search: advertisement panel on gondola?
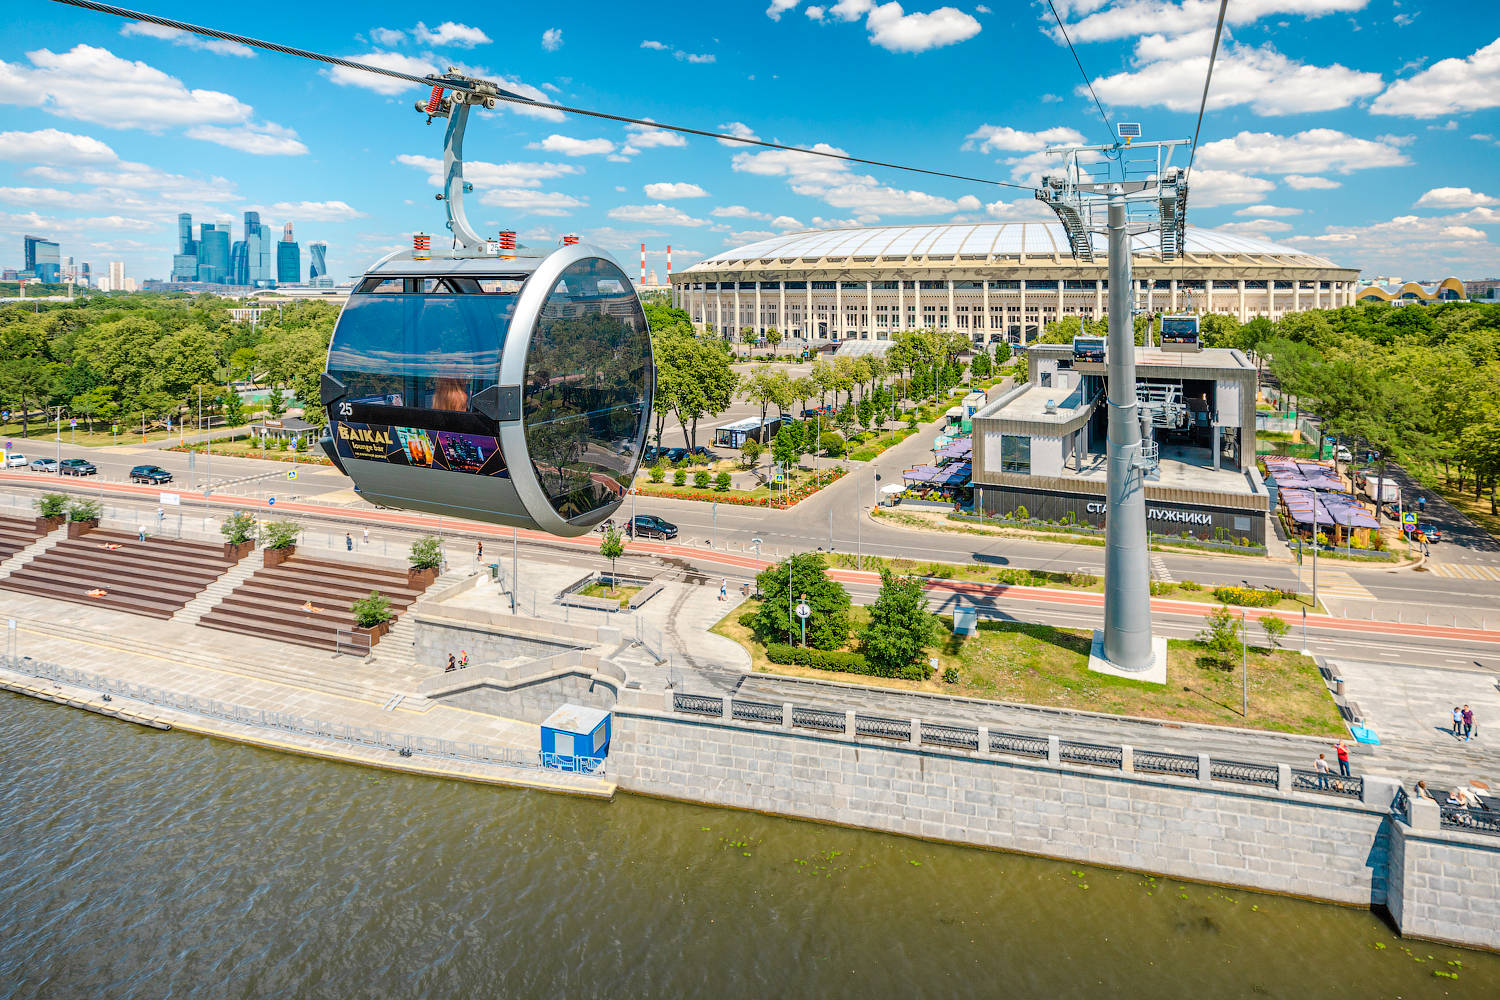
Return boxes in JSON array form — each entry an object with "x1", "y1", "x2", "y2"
[{"x1": 332, "y1": 421, "x2": 509, "y2": 477}]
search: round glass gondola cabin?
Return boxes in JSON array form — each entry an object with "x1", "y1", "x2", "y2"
[{"x1": 319, "y1": 244, "x2": 654, "y2": 537}]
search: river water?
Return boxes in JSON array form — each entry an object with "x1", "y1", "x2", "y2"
[{"x1": 2, "y1": 693, "x2": 1495, "y2": 999}]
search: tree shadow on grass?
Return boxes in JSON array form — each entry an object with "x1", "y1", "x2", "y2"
[{"x1": 970, "y1": 618, "x2": 1092, "y2": 657}]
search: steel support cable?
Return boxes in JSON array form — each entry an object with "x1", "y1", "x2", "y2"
[
  {"x1": 1186, "y1": 0, "x2": 1231, "y2": 181},
  {"x1": 1044, "y1": 0, "x2": 1114, "y2": 146},
  {"x1": 51, "y1": 0, "x2": 1037, "y2": 192}
]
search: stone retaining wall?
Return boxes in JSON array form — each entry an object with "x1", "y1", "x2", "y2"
[{"x1": 1387, "y1": 811, "x2": 1500, "y2": 948}]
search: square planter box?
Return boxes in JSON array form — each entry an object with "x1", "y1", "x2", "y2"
[
  {"x1": 355, "y1": 620, "x2": 390, "y2": 646},
  {"x1": 223, "y1": 540, "x2": 254, "y2": 562},
  {"x1": 66, "y1": 520, "x2": 98, "y2": 539},
  {"x1": 408, "y1": 565, "x2": 439, "y2": 589},
  {"x1": 36, "y1": 515, "x2": 66, "y2": 533},
  {"x1": 263, "y1": 545, "x2": 296, "y2": 567}
]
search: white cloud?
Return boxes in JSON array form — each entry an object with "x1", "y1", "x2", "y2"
[
  {"x1": 411, "y1": 21, "x2": 491, "y2": 48},
  {"x1": 395, "y1": 153, "x2": 582, "y2": 189},
  {"x1": 983, "y1": 198, "x2": 1057, "y2": 221},
  {"x1": 1393, "y1": 12, "x2": 1418, "y2": 26},
  {"x1": 644, "y1": 182, "x2": 709, "y2": 199},
  {"x1": 1233, "y1": 204, "x2": 1303, "y2": 217},
  {"x1": 1284, "y1": 174, "x2": 1340, "y2": 190},
  {"x1": 639, "y1": 39, "x2": 716, "y2": 62},
  {"x1": 0, "y1": 44, "x2": 254, "y2": 130},
  {"x1": 623, "y1": 122, "x2": 688, "y2": 153},
  {"x1": 1289, "y1": 210, "x2": 1500, "y2": 274},
  {"x1": 542, "y1": 28, "x2": 563, "y2": 52},
  {"x1": 732, "y1": 143, "x2": 979, "y2": 218},
  {"x1": 185, "y1": 121, "x2": 308, "y2": 156},
  {"x1": 866, "y1": 3, "x2": 982, "y2": 52},
  {"x1": 478, "y1": 188, "x2": 586, "y2": 216},
  {"x1": 1186, "y1": 168, "x2": 1275, "y2": 207},
  {"x1": 1090, "y1": 34, "x2": 1383, "y2": 115},
  {"x1": 717, "y1": 121, "x2": 761, "y2": 147},
  {"x1": 806, "y1": 6, "x2": 827, "y2": 21},
  {"x1": 1196, "y1": 129, "x2": 1409, "y2": 174},
  {"x1": 1414, "y1": 187, "x2": 1499, "y2": 209},
  {"x1": 529, "y1": 135, "x2": 616, "y2": 156},
  {"x1": 1372, "y1": 38, "x2": 1500, "y2": 117},
  {"x1": 1212, "y1": 220, "x2": 1294, "y2": 236},
  {"x1": 608, "y1": 204, "x2": 711, "y2": 226},
  {"x1": 0, "y1": 128, "x2": 116, "y2": 164},
  {"x1": 369, "y1": 27, "x2": 406, "y2": 46},
  {"x1": 1055, "y1": 0, "x2": 1369, "y2": 44},
  {"x1": 491, "y1": 75, "x2": 565, "y2": 121},
  {"x1": 963, "y1": 124, "x2": 1086, "y2": 154},
  {"x1": 265, "y1": 200, "x2": 365, "y2": 221},
  {"x1": 120, "y1": 21, "x2": 255, "y2": 57},
  {"x1": 640, "y1": 40, "x2": 669, "y2": 50},
  {"x1": 713, "y1": 205, "x2": 772, "y2": 220},
  {"x1": 326, "y1": 50, "x2": 438, "y2": 95},
  {"x1": 766, "y1": 0, "x2": 802, "y2": 18}
]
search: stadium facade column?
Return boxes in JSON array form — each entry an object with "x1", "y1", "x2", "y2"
[
  {"x1": 1018, "y1": 280, "x2": 1028, "y2": 341},
  {"x1": 1171, "y1": 277, "x2": 1179, "y2": 311},
  {"x1": 897, "y1": 279, "x2": 905, "y2": 330},
  {"x1": 1238, "y1": 279, "x2": 1247, "y2": 322},
  {"x1": 947, "y1": 279, "x2": 955, "y2": 330},
  {"x1": 755, "y1": 281, "x2": 762, "y2": 337},
  {"x1": 982, "y1": 280, "x2": 990, "y2": 340},
  {"x1": 913, "y1": 280, "x2": 922, "y2": 329},
  {"x1": 834, "y1": 280, "x2": 843, "y2": 339},
  {"x1": 806, "y1": 280, "x2": 814, "y2": 338},
  {"x1": 779, "y1": 281, "x2": 786, "y2": 336},
  {"x1": 715, "y1": 286, "x2": 723, "y2": 335},
  {"x1": 1095, "y1": 278, "x2": 1103, "y2": 317},
  {"x1": 866, "y1": 280, "x2": 874, "y2": 339},
  {"x1": 1056, "y1": 281, "x2": 1063, "y2": 320}
]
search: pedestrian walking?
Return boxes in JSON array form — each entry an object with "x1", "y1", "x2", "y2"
[
  {"x1": 1453, "y1": 706, "x2": 1463, "y2": 737},
  {"x1": 719, "y1": 578, "x2": 728, "y2": 602},
  {"x1": 459, "y1": 650, "x2": 469, "y2": 668},
  {"x1": 1334, "y1": 740, "x2": 1351, "y2": 777},
  {"x1": 362, "y1": 528, "x2": 370, "y2": 544},
  {"x1": 1417, "y1": 495, "x2": 1426, "y2": 514},
  {"x1": 1462, "y1": 704, "x2": 1474, "y2": 741},
  {"x1": 137, "y1": 525, "x2": 146, "y2": 542},
  {"x1": 1315, "y1": 753, "x2": 1331, "y2": 790},
  {"x1": 345, "y1": 532, "x2": 353, "y2": 551},
  {"x1": 447, "y1": 652, "x2": 456, "y2": 673},
  {"x1": 476, "y1": 540, "x2": 483, "y2": 563}
]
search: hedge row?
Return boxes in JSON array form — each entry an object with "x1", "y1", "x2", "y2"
[
  {"x1": 1212, "y1": 585, "x2": 1290, "y2": 607},
  {"x1": 765, "y1": 642, "x2": 929, "y2": 681}
]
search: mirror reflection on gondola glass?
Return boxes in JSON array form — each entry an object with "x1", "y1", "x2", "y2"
[{"x1": 525, "y1": 258, "x2": 652, "y2": 521}]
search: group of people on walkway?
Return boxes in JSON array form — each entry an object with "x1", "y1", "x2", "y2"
[
  {"x1": 1313, "y1": 740, "x2": 1352, "y2": 788},
  {"x1": 443, "y1": 650, "x2": 469, "y2": 673},
  {"x1": 1451, "y1": 705, "x2": 1478, "y2": 741}
]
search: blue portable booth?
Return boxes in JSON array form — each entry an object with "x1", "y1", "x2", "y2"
[{"x1": 540, "y1": 703, "x2": 611, "y2": 770}]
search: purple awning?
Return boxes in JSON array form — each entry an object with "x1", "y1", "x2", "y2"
[{"x1": 1280, "y1": 488, "x2": 1379, "y2": 529}]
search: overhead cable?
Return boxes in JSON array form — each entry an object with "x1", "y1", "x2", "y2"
[
  {"x1": 1044, "y1": 0, "x2": 1114, "y2": 145},
  {"x1": 1186, "y1": 0, "x2": 1231, "y2": 180},
  {"x1": 51, "y1": 0, "x2": 1039, "y2": 193}
]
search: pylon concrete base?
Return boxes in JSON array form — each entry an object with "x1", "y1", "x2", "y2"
[{"x1": 1088, "y1": 631, "x2": 1168, "y2": 686}]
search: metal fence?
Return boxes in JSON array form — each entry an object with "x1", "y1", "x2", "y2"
[
  {"x1": 1290, "y1": 768, "x2": 1362, "y2": 799},
  {"x1": 1210, "y1": 759, "x2": 1279, "y2": 787},
  {"x1": 730, "y1": 698, "x2": 782, "y2": 725},
  {"x1": 1134, "y1": 749, "x2": 1199, "y2": 778},
  {"x1": 855, "y1": 714, "x2": 911, "y2": 742},
  {"x1": 1439, "y1": 803, "x2": 1500, "y2": 836},
  {"x1": 990, "y1": 731, "x2": 1050, "y2": 759},
  {"x1": 3, "y1": 655, "x2": 605, "y2": 778}
]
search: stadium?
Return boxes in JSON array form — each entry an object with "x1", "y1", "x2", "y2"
[{"x1": 672, "y1": 222, "x2": 1359, "y2": 343}]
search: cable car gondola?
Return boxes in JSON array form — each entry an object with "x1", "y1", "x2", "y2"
[
  {"x1": 1071, "y1": 334, "x2": 1106, "y2": 363},
  {"x1": 319, "y1": 74, "x2": 654, "y2": 537},
  {"x1": 1158, "y1": 313, "x2": 1201, "y2": 352}
]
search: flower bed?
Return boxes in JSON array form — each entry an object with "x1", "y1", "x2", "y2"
[{"x1": 633, "y1": 466, "x2": 846, "y2": 508}]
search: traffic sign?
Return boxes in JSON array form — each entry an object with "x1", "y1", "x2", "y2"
[
  {"x1": 69, "y1": 418, "x2": 76, "y2": 428},
  {"x1": 1402, "y1": 512, "x2": 1416, "y2": 525},
  {"x1": 160, "y1": 492, "x2": 180, "y2": 506},
  {"x1": 267, "y1": 496, "x2": 276, "y2": 506},
  {"x1": 287, "y1": 469, "x2": 297, "y2": 481},
  {"x1": 795, "y1": 601, "x2": 811, "y2": 620}
]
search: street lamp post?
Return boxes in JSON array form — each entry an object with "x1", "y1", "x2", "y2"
[
  {"x1": 752, "y1": 537, "x2": 763, "y2": 597},
  {"x1": 1241, "y1": 608, "x2": 1248, "y2": 717}
]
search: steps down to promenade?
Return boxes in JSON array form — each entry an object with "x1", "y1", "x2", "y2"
[
  {"x1": 197, "y1": 553, "x2": 428, "y2": 652},
  {"x1": 0, "y1": 515, "x2": 60, "y2": 581},
  {"x1": 0, "y1": 529, "x2": 236, "y2": 619},
  {"x1": 171, "y1": 553, "x2": 266, "y2": 626}
]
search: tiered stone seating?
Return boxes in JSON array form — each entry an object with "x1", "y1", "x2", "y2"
[
  {"x1": 0, "y1": 514, "x2": 44, "y2": 563},
  {"x1": 0, "y1": 528, "x2": 235, "y2": 619},
  {"x1": 196, "y1": 553, "x2": 426, "y2": 651}
]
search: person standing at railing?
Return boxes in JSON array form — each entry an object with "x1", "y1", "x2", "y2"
[
  {"x1": 1334, "y1": 740, "x2": 1351, "y2": 778},
  {"x1": 1314, "y1": 753, "x2": 1331, "y2": 790}
]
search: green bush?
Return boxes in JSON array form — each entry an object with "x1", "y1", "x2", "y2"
[
  {"x1": 1212, "y1": 585, "x2": 1284, "y2": 607},
  {"x1": 648, "y1": 460, "x2": 666, "y2": 484},
  {"x1": 714, "y1": 471, "x2": 731, "y2": 492},
  {"x1": 942, "y1": 666, "x2": 960, "y2": 684},
  {"x1": 408, "y1": 535, "x2": 443, "y2": 569},
  {"x1": 693, "y1": 470, "x2": 711, "y2": 488},
  {"x1": 672, "y1": 468, "x2": 687, "y2": 486},
  {"x1": 819, "y1": 431, "x2": 844, "y2": 455},
  {"x1": 1149, "y1": 580, "x2": 1177, "y2": 595},
  {"x1": 1013, "y1": 505, "x2": 1029, "y2": 520},
  {"x1": 35, "y1": 493, "x2": 68, "y2": 518},
  {"x1": 1178, "y1": 580, "x2": 1202, "y2": 591},
  {"x1": 262, "y1": 520, "x2": 300, "y2": 550},
  {"x1": 220, "y1": 511, "x2": 257, "y2": 545},
  {"x1": 765, "y1": 642, "x2": 869, "y2": 673},
  {"x1": 66, "y1": 498, "x2": 102, "y2": 524},
  {"x1": 351, "y1": 590, "x2": 393, "y2": 628}
]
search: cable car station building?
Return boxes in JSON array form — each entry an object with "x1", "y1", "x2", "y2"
[
  {"x1": 674, "y1": 222, "x2": 1358, "y2": 343},
  {"x1": 970, "y1": 342, "x2": 1269, "y2": 545}
]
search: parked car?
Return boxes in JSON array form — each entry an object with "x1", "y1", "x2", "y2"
[
  {"x1": 130, "y1": 464, "x2": 172, "y2": 484},
  {"x1": 59, "y1": 458, "x2": 97, "y2": 476},
  {"x1": 1403, "y1": 522, "x2": 1442, "y2": 544},
  {"x1": 664, "y1": 447, "x2": 688, "y2": 463},
  {"x1": 626, "y1": 514, "x2": 678, "y2": 540},
  {"x1": 642, "y1": 444, "x2": 662, "y2": 463},
  {"x1": 689, "y1": 445, "x2": 713, "y2": 461},
  {"x1": 29, "y1": 457, "x2": 58, "y2": 473},
  {"x1": 3, "y1": 452, "x2": 26, "y2": 468},
  {"x1": 1335, "y1": 446, "x2": 1353, "y2": 462}
]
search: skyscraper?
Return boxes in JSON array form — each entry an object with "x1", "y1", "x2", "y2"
[
  {"x1": 23, "y1": 235, "x2": 60, "y2": 283},
  {"x1": 308, "y1": 242, "x2": 327, "y2": 282},
  {"x1": 229, "y1": 240, "x2": 248, "y2": 285},
  {"x1": 177, "y1": 213, "x2": 193, "y2": 254},
  {"x1": 80, "y1": 262, "x2": 90, "y2": 286},
  {"x1": 172, "y1": 211, "x2": 198, "y2": 281},
  {"x1": 197, "y1": 223, "x2": 230, "y2": 284},
  {"x1": 241, "y1": 210, "x2": 274, "y2": 286},
  {"x1": 276, "y1": 220, "x2": 301, "y2": 285},
  {"x1": 108, "y1": 261, "x2": 125, "y2": 291}
]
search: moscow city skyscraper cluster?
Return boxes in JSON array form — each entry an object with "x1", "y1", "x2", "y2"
[{"x1": 171, "y1": 211, "x2": 327, "y2": 287}]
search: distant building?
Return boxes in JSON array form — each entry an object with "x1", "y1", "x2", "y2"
[
  {"x1": 173, "y1": 212, "x2": 199, "y2": 280},
  {"x1": 244, "y1": 210, "x2": 273, "y2": 286},
  {"x1": 79, "y1": 262, "x2": 90, "y2": 286},
  {"x1": 308, "y1": 241, "x2": 327, "y2": 282},
  {"x1": 197, "y1": 223, "x2": 231, "y2": 284},
  {"x1": 1354, "y1": 277, "x2": 1466, "y2": 303},
  {"x1": 1463, "y1": 279, "x2": 1500, "y2": 301},
  {"x1": 108, "y1": 261, "x2": 125, "y2": 291},
  {"x1": 23, "y1": 235, "x2": 60, "y2": 283},
  {"x1": 276, "y1": 221, "x2": 301, "y2": 285}
]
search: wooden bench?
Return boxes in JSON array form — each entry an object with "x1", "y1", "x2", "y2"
[{"x1": 627, "y1": 582, "x2": 665, "y2": 609}]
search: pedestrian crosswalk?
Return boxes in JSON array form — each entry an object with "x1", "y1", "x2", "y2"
[
  {"x1": 1149, "y1": 554, "x2": 1174, "y2": 583},
  {"x1": 1313, "y1": 569, "x2": 1375, "y2": 601},
  {"x1": 1424, "y1": 561, "x2": 1500, "y2": 582}
]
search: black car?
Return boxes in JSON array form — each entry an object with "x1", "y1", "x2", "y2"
[
  {"x1": 689, "y1": 445, "x2": 713, "y2": 461},
  {"x1": 642, "y1": 444, "x2": 662, "y2": 463},
  {"x1": 58, "y1": 458, "x2": 97, "y2": 476},
  {"x1": 627, "y1": 514, "x2": 678, "y2": 540},
  {"x1": 130, "y1": 464, "x2": 173, "y2": 484},
  {"x1": 665, "y1": 447, "x2": 688, "y2": 463}
]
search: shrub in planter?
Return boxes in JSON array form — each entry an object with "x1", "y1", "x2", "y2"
[
  {"x1": 36, "y1": 493, "x2": 68, "y2": 519},
  {"x1": 220, "y1": 511, "x2": 257, "y2": 546},
  {"x1": 693, "y1": 469, "x2": 711, "y2": 488},
  {"x1": 408, "y1": 535, "x2": 444, "y2": 570},
  {"x1": 351, "y1": 590, "x2": 394, "y2": 628},
  {"x1": 262, "y1": 519, "x2": 301, "y2": 550},
  {"x1": 66, "y1": 498, "x2": 102, "y2": 524}
]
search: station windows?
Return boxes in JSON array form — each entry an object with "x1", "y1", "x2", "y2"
[{"x1": 1000, "y1": 434, "x2": 1031, "y2": 474}]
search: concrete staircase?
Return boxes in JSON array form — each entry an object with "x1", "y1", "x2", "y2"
[
  {"x1": 171, "y1": 554, "x2": 266, "y2": 626},
  {"x1": 0, "y1": 521, "x2": 64, "y2": 583}
]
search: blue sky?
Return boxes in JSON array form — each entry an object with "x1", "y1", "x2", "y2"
[{"x1": 2, "y1": 0, "x2": 1498, "y2": 284}]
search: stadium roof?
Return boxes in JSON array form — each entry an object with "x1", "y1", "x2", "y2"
[{"x1": 685, "y1": 222, "x2": 1338, "y2": 270}]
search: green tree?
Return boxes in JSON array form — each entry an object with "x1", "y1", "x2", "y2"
[
  {"x1": 859, "y1": 569, "x2": 938, "y2": 677},
  {"x1": 1260, "y1": 612, "x2": 1289, "y2": 649},
  {"x1": 599, "y1": 526, "x2": 625, "y2": 594},
  {"x1": 739, "y1": 437, "x2": 763, "y2": 469},
  {"x1": 266, "y1": 385, "x2": 287, "y2": 418},
  {"x1": 1196, "y1": 604, "x2": 1242, "y2": 669},
  {"x1": 752, "y1": 552, "x2": 851, "y2": 650},
  {"x1": 970, "y1": 350, "x2": 992, "y2": 380},
  {"x1": 221, "y1": 388, "x2": 246, "y2": 427},
  {"x1": 766, "y1": 327, "x2": 783, "y2": 356}
]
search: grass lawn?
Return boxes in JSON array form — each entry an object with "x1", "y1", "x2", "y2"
[
  {"x1": 2, "y1": 421, "x2": 185, "y2": 449},
  {"x1": 577, "y1": 581, "x2": 643, "y2": 607},
  {"x1": 847, "y1": 426, "x2": 919, "y2": 462},
  {"x1": 634, "y1": 466, "x2": 845, "y2": 505},
  {"x1": 712, "y1": 600, "x2": 1343, "y2": 736},
  {"x1": 1425, "y1": 474, "x2": 1500, "y2": 542}
]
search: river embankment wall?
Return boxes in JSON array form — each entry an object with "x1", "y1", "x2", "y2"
[{"x1": 607, "y1": 700, "x2": 1500, "y2": 951}]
